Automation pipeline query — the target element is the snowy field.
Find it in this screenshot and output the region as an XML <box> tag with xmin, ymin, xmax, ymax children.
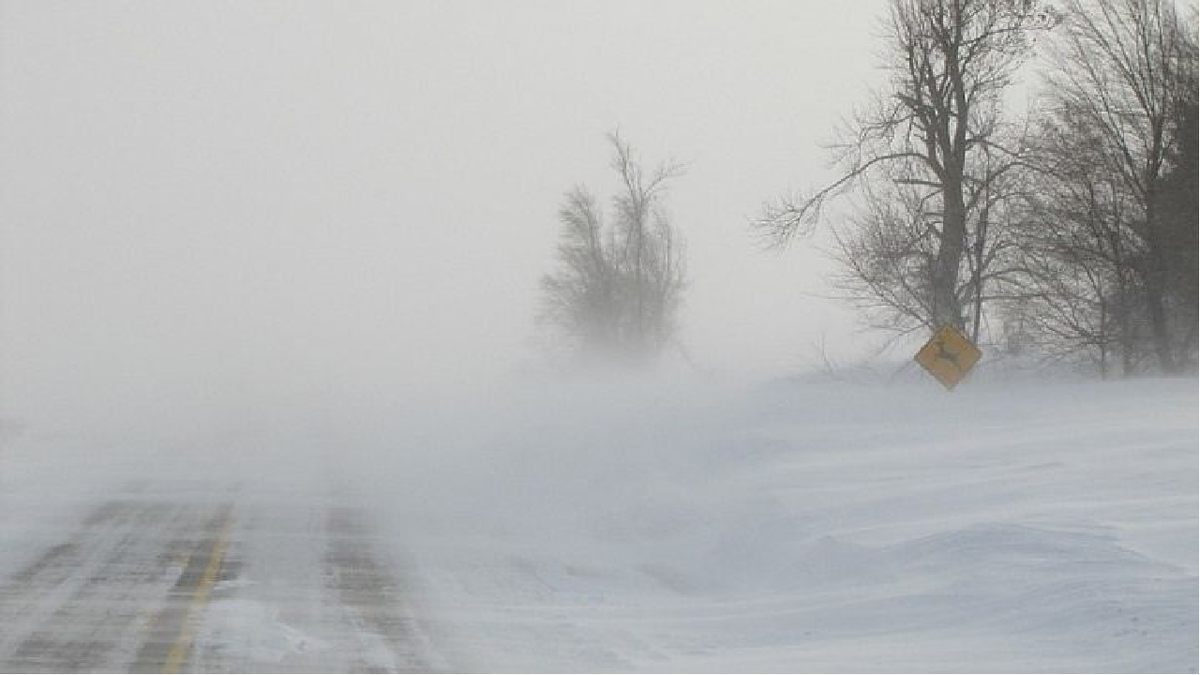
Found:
<box><xmin>1</xmin><ymin>375</ymin><xmax>1196</xmax><ymax>672</ymax></box>
<box><xmin>348</xmin><ymin>375</ymin><xmax>1198</xmax><ymax>672</ymax></box>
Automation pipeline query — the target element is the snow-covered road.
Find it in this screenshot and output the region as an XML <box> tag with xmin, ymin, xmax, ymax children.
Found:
<box><xmin>0</xmin><ymin>479</ymin><xmax>439</xmax><ymax>672</ymax></box>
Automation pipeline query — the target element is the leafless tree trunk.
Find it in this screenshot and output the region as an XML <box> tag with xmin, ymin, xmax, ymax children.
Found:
<box><xmin>757</xmin><ymin>0</ymin><xmax>1049</xmax><ymax>334</ymax></box>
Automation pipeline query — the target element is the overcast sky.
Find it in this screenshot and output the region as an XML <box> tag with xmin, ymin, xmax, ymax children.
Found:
<box><xmin>0</xmin><ymin>1</ymin><xmax>894</xmax><ymax>429</ymax></box>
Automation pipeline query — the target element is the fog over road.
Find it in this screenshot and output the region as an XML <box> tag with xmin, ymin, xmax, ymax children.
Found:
<box><xmin>0</xmin><ymin>479</ymin><xmax>440</xmax><ymax>673</ymax></box>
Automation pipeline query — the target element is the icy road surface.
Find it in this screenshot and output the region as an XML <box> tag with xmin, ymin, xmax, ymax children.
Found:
<box><xmin>0</xmin><ymin>376</ymin><xmax>1196</xmax><ymax>672</ymax></box>
<box><xmin>0</xmin><ymin>478</ymin><xmax>439</xmax><ymax>672</ymax></box>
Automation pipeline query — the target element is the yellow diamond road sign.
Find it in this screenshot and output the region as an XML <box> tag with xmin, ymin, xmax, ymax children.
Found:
<box><xmin>915</xmin><ymin>324</ymin><xmax>982</xmax><ymax>390</ymax></box>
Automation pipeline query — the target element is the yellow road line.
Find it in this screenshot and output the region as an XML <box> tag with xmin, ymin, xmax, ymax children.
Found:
<box><xmin>161</xmin><ymin>510</ymin><xmax>235</xmax><ymax>674</ymax></box>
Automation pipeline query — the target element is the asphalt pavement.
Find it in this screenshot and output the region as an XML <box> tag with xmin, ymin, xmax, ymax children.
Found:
<box><xmin>0</xmin><ymin>482</ymin><xmax>437</xmax><ymax>673</ymax></box>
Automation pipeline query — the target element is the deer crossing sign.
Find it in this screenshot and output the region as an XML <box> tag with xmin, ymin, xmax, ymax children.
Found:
<box><xmin>914</xmin><ymin>324</ymin><xmax>982</xmax><ymax>390</ymax></box>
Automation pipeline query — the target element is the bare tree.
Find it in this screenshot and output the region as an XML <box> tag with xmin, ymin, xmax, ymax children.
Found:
<box><xmin>1041</xmin><ymin>0</ymin><xmax>1197</xmax><ymax>372</ymax></box>
<box><xmin>539</xmin><ymin>133</ymin><xmax>686</xmax><ymax>365</ymax></box>
<box><xmin>758</xmin><ymin>0</ymin><xmax>1051</xmax><ymax>334</ymax></box>
<box><xmin>1008</xmin><ymin>96</ymin><xmax>1147</xmax><ymax>376</ymax></box>
<box><xmin>608</xmin><ymin>132</ymin><xmax>686</xmax><ymax>357</ymax></box>
<box><xmin>539</xmin><ymin>187</ymin><xmax>621</xmax><ymax>359</ymax></box>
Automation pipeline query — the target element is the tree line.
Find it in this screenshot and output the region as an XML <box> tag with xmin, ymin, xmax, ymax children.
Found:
<box><xmin>758</xmin><ymin>0</ymin><xmax>1197</xmax><ymax>377</ymax></box>
<box><xmin>539</xmin><ymin>0</ymin><xmax>1196</xmax><ymax>377</ymax></box>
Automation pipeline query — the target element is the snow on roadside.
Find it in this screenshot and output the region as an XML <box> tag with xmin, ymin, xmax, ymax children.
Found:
<box><xmin>353</xmin><ymin>376</ymin><xmax>1198</xmax><ymax>672</ymax></box>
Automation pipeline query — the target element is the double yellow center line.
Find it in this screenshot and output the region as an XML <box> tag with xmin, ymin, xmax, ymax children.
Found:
<box><xmin>161</xmin><ymin>509</ymin><xmax>235</xmax><ymax>674</ymax></box>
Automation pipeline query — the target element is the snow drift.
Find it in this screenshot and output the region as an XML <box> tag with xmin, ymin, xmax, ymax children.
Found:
<box><xmin>344</xmin><ymin>375</ymin><xmax>1197</xmax><ymax>672</ymax></box>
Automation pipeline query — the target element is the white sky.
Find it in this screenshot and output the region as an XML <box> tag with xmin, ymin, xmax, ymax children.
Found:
<box><xmin>0</xmin><ymin>1</ymin><xmax>893</xmax><ymax>427</ymax></box>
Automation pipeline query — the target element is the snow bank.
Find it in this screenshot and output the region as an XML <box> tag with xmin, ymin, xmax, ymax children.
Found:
<box><xmin>346</xmin><ymin>375</ymin><xmax>1197</xmax><ymax>672</ymax></box>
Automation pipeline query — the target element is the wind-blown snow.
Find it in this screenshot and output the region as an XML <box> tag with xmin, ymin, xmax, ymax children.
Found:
<box><xmin>1</xmin><ymin>376</ymin><xmax>1194</xmax><ymax>672</ymax></box>
<box><xmin>345</xmin><ymin>376</ymin><xmax>1197</xmax><ymax>672</ymax></box>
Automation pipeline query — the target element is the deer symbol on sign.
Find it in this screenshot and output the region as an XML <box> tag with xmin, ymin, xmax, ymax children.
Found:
<box><xmin>932</xmin><ymin>338</ymin><xmax>961</xmax><ymax>371</ymax></box>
